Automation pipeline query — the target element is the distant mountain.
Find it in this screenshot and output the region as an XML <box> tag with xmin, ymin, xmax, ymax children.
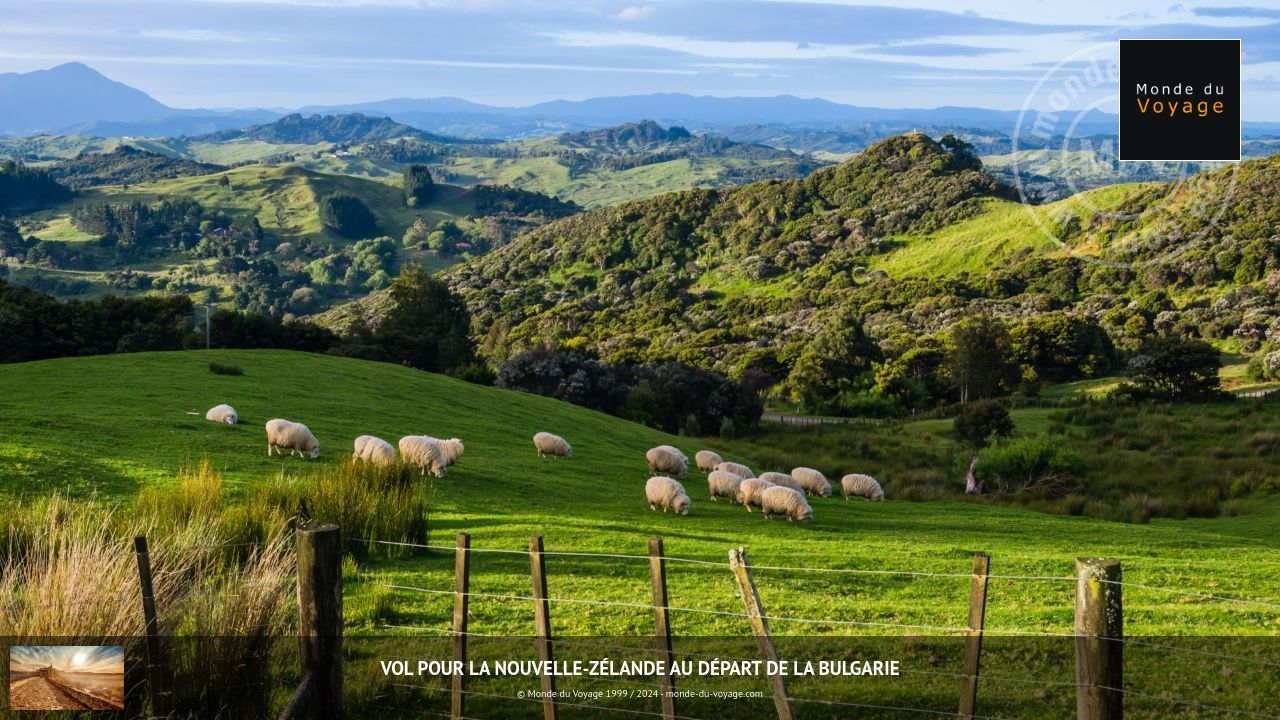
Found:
<box><xmin>195</xmin><ymin>113</ymin><xmax>471</xmax><ymax>145</ymax></box>
<box><xmin>560</xmin><ymin>120</ymin><xmax>694</xmax><ymax>148</ymax></box>
<box><xmin>305</xmin><ymin>94</ymin><xmax>1123</xmax><ymax>139</ymax></box>
<box><xmin>61</xmin><ymin>110</ymin><xmax>283</xmax><ymax>139</ymax></box>
<box><xmin>0</xmin><ymin>63</ymin><xmax>173</xmax><ymax>134</ymax></box>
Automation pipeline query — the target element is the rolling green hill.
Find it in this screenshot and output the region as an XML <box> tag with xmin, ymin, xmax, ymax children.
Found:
<box><xmin>1</xmin><ymin>349</ymin><xmax>1277</xmax><ymax>643</ymax></box>
<box><xmin>5</xmin><ymin>164</ymin><xmax>547</xmax><ymax>308</ymax></box>
<box><xmin>441</xmin><ymin>133</ymin><xmax>1280</xmax><ymax>416</ymax></box>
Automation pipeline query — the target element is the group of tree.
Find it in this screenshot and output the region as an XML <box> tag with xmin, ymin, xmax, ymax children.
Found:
<box><xmin>496</xmin><ymin>345</ymin><xmax>762</xmax><ymax>437</ymax></box>
<box><xmin>69</xmin><ymin>197</ymin><xmax>263</xmax><ymax>262</ymax></box>
<box><xmin>402</xmin><ymin>164</ymin><xmax>434</xmax><ymax>207</ymax></box>
<box><xmin>318</xmin><ymin>192</ymin><xmax>378</xmax><ymax>239</ymax></box>
<box><xmin>0</xmin><ymin>160</ymin><xmax>72</xmax><ymax>215</ymax></box>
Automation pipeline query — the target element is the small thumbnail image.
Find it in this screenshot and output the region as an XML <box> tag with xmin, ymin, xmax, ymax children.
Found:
<box><xmin>8</xmin><ymin>645</ymin><xmax>125</xmax><ymax>710</ymax></box>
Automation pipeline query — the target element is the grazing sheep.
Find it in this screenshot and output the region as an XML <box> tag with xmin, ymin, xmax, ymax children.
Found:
<box><xmin>656</xmin><ymin>445</ymin><xmax>689</xmax><ymax>463</ymax></box>
<box><xmin>695</xmin><ymin>450</ymin><xmax>723</xmax><ymax>473</ymax></box>
<box><xmin>646</xmin><ymin>446</ymin><xmax>688</xmax><ymax>478</ymax></box>
<box><xmin>759</xmin><ymin>471</ymin><xmax>803</xmax><ymax>493</ymax></box>
<box><xmin>645</xmin><ymin>476</ymin><xmax>691</xmax><ymax>515</ymax></box>
<box><xmin>716</xmin><ymin>461</ymin><xmax>756</xmax><ymax>479</ymax></box>
<box><xmin>707</xmin><ymin>470</ymin><xmax>743</xmax><ymax>503</ymax></box>
<box><xmin>399</xmin><ymin>435</ymin><xmax>449</xmax><ymax>477</ymax></box>
<box><xmin>205</xmin><ymin>404</ymin><xmax>238</xmax><ymax>425</ymax></box>
<box><xmin>791</xmin><ymin>467</ymin><xmax>832</xmax><ymax>497</ymax></box>
<box><xmin>533</xmin><ymin>432</ymin><xmax>573</xmax><ymax>459</ymax></box>
<box><xmin>737</xmin><ymin>477</ymin><xmax>776</xmax><ymax>512</ymax></box>
<box><xmin>841</xmin><ymin>474</ymin><xmax>884</xmax><ymax>502</ymax></box>
<box><xmin>760</xmin><ymin>486</ymin><xmax>813</xmax><ymax>522</ymax></box>
<box><xmin>353</xmin><ymin>435</ymin><xmax>396</xmax><ymax>467</ymax></box>
<box><xmin>439</xmin><ymin>438</ymin><xmax>465</xmax><ymax>466</ymax></box>
<box><xmin>265</xmin><ymin>419</ymin><xmax>319</xmax><ymax>459</ymax></box>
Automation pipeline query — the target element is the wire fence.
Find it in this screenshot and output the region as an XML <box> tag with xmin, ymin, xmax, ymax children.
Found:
<box><xmin>350</xmin><ymin>533</ymin><xmax>1280</xmax><ymax>720</ymax></box>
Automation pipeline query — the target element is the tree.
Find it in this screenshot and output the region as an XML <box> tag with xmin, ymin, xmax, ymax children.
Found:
<box><xmin>373</xmin><ymin>265</ymin><xmax>476</xmax><ymax>372</ymax></box>
<box><xmin>953</xmin><ymin>399</ymin><xmax>1014</xmax><ymax>493</ymax></box>
<box><xmin>787</xmin><ymin>307</ymin><xmax>881</xmax><ymax>412</ymax></box>
<box><xmin>403</xmin><ymin>164</ymin><xmax>434</xmax><ymax>207</ymax></box>
<box><xmin>944</xmin><ymin>314</ymin><xmax>1020</xmax><ymax>403</ymax></box>
<box><xmin>318</xmin><ymin>192</ymin><xmax>377</xmax><ymax>239</ymax></box>
<box><xmin>1127</xmin><ymin>336</ymin><xmax>1221</xmax><ymax>401</ymax></box>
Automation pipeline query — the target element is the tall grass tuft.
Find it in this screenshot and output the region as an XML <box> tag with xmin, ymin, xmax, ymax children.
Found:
<box><xmin>248</xmin><ymin>460</ymin><xmax>431</xmax><ymax>557</ymax></box>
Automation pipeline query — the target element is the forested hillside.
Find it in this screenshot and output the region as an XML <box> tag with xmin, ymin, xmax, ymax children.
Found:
<box><xmin>49</xmin><ymin>146</ymin><xmax>225</xmax><ymax>189</ymax></box>
<box><xmin>196</xmin><ymin>113</ymin><xmax>473</xmax><ymax>145</ymax></box>
<box><xmin>447</xmin><ymin>132</ymin><xmax>1280</xmax><ymax>414</ymax></box>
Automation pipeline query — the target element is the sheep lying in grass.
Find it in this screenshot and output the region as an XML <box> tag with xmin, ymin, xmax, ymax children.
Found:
<box><xmin>791</xmin><ymin>467</ymin><xmax>832</xmax><ymax>497</ymax></box>
<box><xmin>647</xmin><ymin>446</ymin><xmax>688</xmax><ymax>478</ymax></box>
<box><xmin>399</xmin><ymin>435</ymin><xmax>449</xmax><ymax>477</ymax></box>
<box><xmin>737</xmin><ymin>477</ymin><xmax>775</xmax><ymax>512</ymax></box>
<box><xmin>645</xmin><ymin>476</ymin><xmax>691</xmax><ymax>515</ymax></box>
<box><xmin>533</xmin><ymin>432</ymin><xmax>573</xmax><ymax>459</ymax></box>
<box><xmin>266</xmin><ymin>419</ymin><xmax>319</xmax><ymax>459</ymax></box>
<box><xmin>716</xmin><ymin>461</ymin><xmax>755</xmax><ymax>479</ymax></box>
<box><xmin>695</xmin><ymin>450</ymin><xmax>723</xmax><ymax>473</ymax></box>
<box><xmin>707</xmin><ymin>470</ymin><xmax>743</xmax><ymax>503</ymax></box>
<box><xmin>206</xmin><ymin>404</ymin><xmax>238</xmax><ymax>425</ymax></box>
<box><xmin>353</xmin><ymin>435</ymin><xmax>396</xmax><ymax>467</ymax></box>
<box><xmin>760</xmin><ymin>486</ymin><xmax>813</xmax><ymax>522</ymax></box>
<box><xmin>759</xmin><ymin>471</ymin><xmax>803</xmax><ymax>493</ymax></box>
<box><xmin>841</xmin><ymin>474</ymin><xmax>884</xmax><ymax>502</ymax></box>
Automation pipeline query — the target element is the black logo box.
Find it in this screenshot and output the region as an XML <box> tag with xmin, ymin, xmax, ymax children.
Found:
<box><xmin>1119</xmin><ymin>39</ymin><xmax>1241</xmax><ymax>162</ymax></box>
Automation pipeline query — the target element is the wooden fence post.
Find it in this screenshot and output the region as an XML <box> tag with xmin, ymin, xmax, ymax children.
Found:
<box><xmin>452</xmin><ymin>533</ymin><xmax>471</xmax><ymax>720</ymax></box>
<box><xmin>133</xmin><ymin>535</ymin><xmax>169</xmax><ymax>716</ymax></box>
<box><xmin>1075</xmin><ymin>558</ymin><xmax>1122</xmax><ymax>720</ymax></box>
<box><xmin>958</xmin><ymin>552</ymin><xmax>990</xmax><ymax>719</ymax></box>
<box><xmin>728</xmin><ymin>547</ymin><xmax>795</xmax><ymax>720</ymax></box>
<box><xmin>297</xmin><ymin>523</ymin><xmax>343</xmax><ymax>720</ymax></box>
<box><xmin>529</xmin><ymin>535</ymin><xmax>558</xmax><ymax>720</ymax></box>
<box><xmin>648</xmin><ymin>538</ymin><xmax>677</xmax><ymax>720</ymax></box>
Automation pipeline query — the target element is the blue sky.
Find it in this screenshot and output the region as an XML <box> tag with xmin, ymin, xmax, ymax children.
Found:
<box><xmin>1</xmin><ymin>1</ymin><xmax>1278</xmax><ymax>117</ymax></box>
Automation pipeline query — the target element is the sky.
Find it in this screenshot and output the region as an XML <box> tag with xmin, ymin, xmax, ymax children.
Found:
<box><xmin>0</xmin><ymin>0</ymin><xmax>1278</xmax><ymax>117</ymax></box>
<box><xmin>10</xmin><ymin>645</ymin><xmax>125</xmax><ymax>674</ymax></box>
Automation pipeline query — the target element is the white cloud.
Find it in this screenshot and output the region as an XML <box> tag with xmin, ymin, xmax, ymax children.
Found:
<box><xmin>618</xmin><ymin>5</ymin><xmax>653</xmax><ymax>21</ymax></box>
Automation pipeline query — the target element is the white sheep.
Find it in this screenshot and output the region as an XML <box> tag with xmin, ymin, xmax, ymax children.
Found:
<box><xmin>645</xmin><ymin>476</ymin><xmax>691</xmax><ymax>515</ymax></box>
<box><xmin>439</xmin><ymin>438</ymin><xmax>465</xmax><ymax>466</ymax></box>
<box><xmin>737</xmin><ymin>477</ymin><xmax>776</xmax><ymax>512</ymax></box>
<box><xmin>656</xmin><ymin>445</ymin><xmax>689</xmax><ymax>463</ymax></box>
<box><xmin>716</xmin><ymin>461</ymin><xmax>755</xmax><ymax>479</ymax></box>
<box><xmin>759</xmin><ymin>471</ymin><xmax>803</xmax><ymax>493</ymax></box>
<box><xmin>646</xmin><ymin>446</ymin><xmax>688</xmax><ymax>478</ymax></box>
<box><xmin>265</xmin><ymin>419</ymin><xmax>319</xmax><ymax>459</ymax></box>
<box><xmin>353</xmin><ymin>435</ymin><xmax>396</xmax><ymax>467</ymax></box>
<box><xmin>707</xmin><ymin>470</ymin><xmax>743</xmax><ymax>503</ymax></box>
<box><xmin>399</xmin><ymin>435</ymin><xmax>449</xmax><ymax>477</ymax></box>
<box><xmin>533</xmin><ymin>432</ymin><xmax>573</xmax><ymax>459</ymax></box>
<box><xmin>695</xmin><ymin>450</ymin><xmax>723</xmax><ymax>473</ymax></box>
<box><xmin>791</xmin><ymin>467</ymin><xmax>832</xmax><ymax>497</ymax></box>
<box><xmin>205</xmin><ymin>404</ymin><xmax>238</xmax><ymax>425</ymax></box>
<box><xmin>760</xmin><ymin>486</ymin><xmax>813</xmax><ymax>522</ymax></box>
<box><xmin>841</xmin><ymin>473</ymin><xmax>884</xmax><ymax>502</ymax></box>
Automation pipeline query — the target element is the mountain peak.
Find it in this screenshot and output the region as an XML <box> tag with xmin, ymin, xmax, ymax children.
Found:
<box><xmin>0</xmin><ymin>62</ymin><xmax>172</xmax><ymax>134</ymax></box>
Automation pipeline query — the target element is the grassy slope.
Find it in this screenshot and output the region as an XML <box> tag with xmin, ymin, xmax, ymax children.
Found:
<box><xmin>868</xmin><ymin>183</ymin><xmax>1152</xmax><ymax>278</ymax></box>
<box><xmin>1</xmin><ymin>350</ymin><xmax>1277</xmax><ymax>643</ymax></box>
<box><xmin>24</xmin><ymin>164</ymin><xmax>473</xmax><ymax>248</ymax></box>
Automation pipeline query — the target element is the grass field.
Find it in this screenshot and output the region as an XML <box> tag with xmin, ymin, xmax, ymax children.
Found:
<box><xmin>1</xmin><ymin>349</ymin><xmax>1278</xmax><ymax>642</ymax></box>
<box><xmin>3</xmin><ymin>349</ymin><xmax>1277</xmax><ymax>718</ymax></box>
